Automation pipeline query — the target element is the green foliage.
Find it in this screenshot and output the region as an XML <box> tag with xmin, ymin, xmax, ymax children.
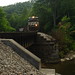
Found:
<box><xmin>59</xmin><ymin>51</ymin><xmax>65</xmax><ymax>58</ymax></box>
<box><xmin>3</xmin><ymin>2</ymin><xmax>33</xmax><ymax>15</ymax></box>
<box><xmin>61</xmin><ymin>16</ymin><xmax>70</xmax><ymax>22</ymax></box>
<box><xmin>52</xmin><ymin>15</ymin><xmax>75</xmax><ymax>57</ymax></box>
<box><xmin>3</xmin><ymin>1</ymin><xmax>33</xmax><ymax>30</ymax></box>
<box><xmin>44</xmin><ymin>22</ymin><xmax>53</xmax><ymax>33</ymax></box>
<box><xmin>71</xmin><ymin>42</ymin><xmax>75</xmax><ymax>50</ymax></box>
<box><xmin>0</xmin><ymin>7</ymin><xmax>15</xmax><ymax>32</ymax></box>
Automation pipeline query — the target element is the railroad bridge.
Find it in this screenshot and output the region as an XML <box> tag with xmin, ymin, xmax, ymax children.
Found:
<box><xmin>0</xmin><ymin>32</ymin><xmax>59</xmax><ymax>66</ymax></box>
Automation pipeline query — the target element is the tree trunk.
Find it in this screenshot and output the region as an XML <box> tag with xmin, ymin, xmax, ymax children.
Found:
<box><xmin>53</xmin><ymin>13</ymin><xmax>56</xmax><ymax>27</ymax></box>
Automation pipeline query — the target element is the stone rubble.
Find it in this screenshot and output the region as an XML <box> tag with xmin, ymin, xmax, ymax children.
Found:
<box><xmin>60</xmin><ymin>51</ymin><xmax>75</xmax><ymax>62</ymax></box>
<box><xmin>0</xmin><ymin>41</ymin><xmax>45</xmax><ymax>75</ymax></box>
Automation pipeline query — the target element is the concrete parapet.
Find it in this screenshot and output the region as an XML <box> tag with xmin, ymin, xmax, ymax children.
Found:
<box><xmin>41</xmin><ymin>69</ymin><xmax>55</xmax><ymax>75</ymax></box>
<box><xmin>0</xmin><ymin>39</ymin><xmax>41</xmax><ymax>70</ymax></box>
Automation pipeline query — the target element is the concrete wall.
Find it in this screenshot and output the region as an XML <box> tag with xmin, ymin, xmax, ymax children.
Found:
<box><xmin>1</xmin><ymin>39</ymin><xmax>41</xmax><ymax>70</ymax></box>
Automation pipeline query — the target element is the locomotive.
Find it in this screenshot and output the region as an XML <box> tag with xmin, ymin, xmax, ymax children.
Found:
<box><xmin>27</xmin><ymin>16</ymin><xmax>39</xmax><ymax>31</ymax></box>
<box><xmin>19</xmin><ymin>16</ymin><xmax>39</xmax><ymax>32</ymax></box>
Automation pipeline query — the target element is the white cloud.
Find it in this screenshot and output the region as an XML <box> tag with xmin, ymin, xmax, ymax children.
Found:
<box><xmin>0</xmin><ymin>0</ymin><xmax>29</xmax><ymax>6</ymax></box>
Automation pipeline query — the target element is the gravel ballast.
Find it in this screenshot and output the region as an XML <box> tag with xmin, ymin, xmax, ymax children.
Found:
<box><xmin>0</xmin><ymin>41</ymin><xmax>45</xmax><ymax>75</ymax></box>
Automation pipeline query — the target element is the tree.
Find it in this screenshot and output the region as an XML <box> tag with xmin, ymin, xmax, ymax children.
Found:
<box><xmin>0</xmin><ymin>7</ymin><xmax>15</xmax><ymax>32</ymax></box>
<box><xmin>33</xmin><ymin>0</ymin><xmax>62</xmax><ymax>26</ymax></box>
<box><xmin>3</xmin><ymin>1</ymin><xmax>33</xmax><ymax>31</ymax></box>
<box><xmin>51</xmin><ymin>16</ymin><xmax>75</xmax><ymax>57</ymax></box>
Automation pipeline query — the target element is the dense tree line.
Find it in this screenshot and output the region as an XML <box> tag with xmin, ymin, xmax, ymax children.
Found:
<box><xmin>0</xmin><ymin>0</ymin><xmax>75</xmax><ymax>57</ymax></box>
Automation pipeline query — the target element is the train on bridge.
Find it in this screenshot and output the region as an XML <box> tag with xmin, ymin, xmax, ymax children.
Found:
<box><xmin>19</xmin><ymin>16</ymin><xmax>39</xmax><ymax>32</ymax></box>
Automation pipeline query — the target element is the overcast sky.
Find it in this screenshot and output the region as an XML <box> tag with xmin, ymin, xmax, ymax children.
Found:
<box><xmin>0</xmin><ymin>0</ymin><xmax>29</xmax><ymax>6</ymax></box>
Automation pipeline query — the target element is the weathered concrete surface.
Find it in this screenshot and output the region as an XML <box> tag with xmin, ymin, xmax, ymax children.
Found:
<box><xmin>37</xmin><ymin>32</ymin><xmax>55</xmax><ymax>41</ymax></box>
<box><xmin>41</xmin><ymin>69</ymin><xmax>55</xmax><ymax>75</ymax></box>
<box><xmin>0</xmin><ymin>40</ymin><xmax>44</xmax><ymax>75</ymax></box>
<box><xmin>1</xmin><ymin>39</ymin><xmax>41</xmax><ymax>70</ymax></box>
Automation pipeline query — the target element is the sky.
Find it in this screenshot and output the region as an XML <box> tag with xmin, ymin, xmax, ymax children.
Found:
<box><xmin>0</xmin><ymin>0</ymin><xmax>29</xmax><ymax>6</ymax></box>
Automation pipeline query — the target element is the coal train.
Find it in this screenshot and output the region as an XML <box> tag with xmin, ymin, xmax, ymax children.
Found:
<box><xmin>19</xmin><ymin>16</ymin><xmax>39</xmax><ymax>32</ymax></box>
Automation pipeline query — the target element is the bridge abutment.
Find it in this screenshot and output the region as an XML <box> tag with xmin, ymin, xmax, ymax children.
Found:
<box><xmin>0</xmin><ymin>32</ymin><xmax>59</xmax><ymax>64</ymax></box>
<box><xmin>27</xmin><ymin>32</ymin><xmax>59</xmax><ymax>63</ymax></box>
